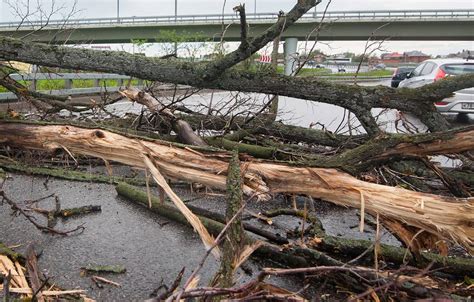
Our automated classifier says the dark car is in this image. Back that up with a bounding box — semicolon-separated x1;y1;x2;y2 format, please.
391;67;414;88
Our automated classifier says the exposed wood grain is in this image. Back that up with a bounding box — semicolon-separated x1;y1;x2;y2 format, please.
0;122;472;252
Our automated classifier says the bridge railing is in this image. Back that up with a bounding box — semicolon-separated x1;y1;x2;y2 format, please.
0;9;472;30
0;73;137;102
0;71;389;102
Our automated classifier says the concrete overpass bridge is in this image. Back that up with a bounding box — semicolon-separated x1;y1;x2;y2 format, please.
0;9;472;44
0;9;472;75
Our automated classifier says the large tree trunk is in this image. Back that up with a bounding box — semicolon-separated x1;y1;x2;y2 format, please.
1;35;473;133
0;121;472;253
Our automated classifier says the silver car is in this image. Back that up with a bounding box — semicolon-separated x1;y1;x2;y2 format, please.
398;58;474;115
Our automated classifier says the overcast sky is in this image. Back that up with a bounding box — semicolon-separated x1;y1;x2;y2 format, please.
1;0;473;55
1;0;472;18
2;0;471;17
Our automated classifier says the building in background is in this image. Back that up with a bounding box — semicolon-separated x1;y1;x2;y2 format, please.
381;52;404;64
381;51;431;64
403;50;431;63
445;49;474;59
325;54;352;64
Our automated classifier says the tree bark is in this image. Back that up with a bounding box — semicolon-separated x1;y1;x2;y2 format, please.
0;121;472;253
119;87;207;146
215;151;245;288
1;36;472;133
117;183;474;277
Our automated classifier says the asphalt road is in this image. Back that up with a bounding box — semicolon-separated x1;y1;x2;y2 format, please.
0;171;400;300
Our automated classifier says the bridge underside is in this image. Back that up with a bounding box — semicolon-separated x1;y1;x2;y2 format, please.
1;20;473;44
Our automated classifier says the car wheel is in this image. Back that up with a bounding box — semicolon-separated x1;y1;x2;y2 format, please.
455;113;470;123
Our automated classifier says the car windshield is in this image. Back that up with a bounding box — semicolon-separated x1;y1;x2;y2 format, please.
398;67;413;73
441;63;474;75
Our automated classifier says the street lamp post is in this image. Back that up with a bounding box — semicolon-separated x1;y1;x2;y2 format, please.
174;0;178;55
175;0;178;21
117;0;120;22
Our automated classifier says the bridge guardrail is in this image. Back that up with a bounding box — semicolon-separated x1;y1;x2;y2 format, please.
1;73;134;102
8;73;138;92
0;73;191;102
0;9;472;30
0;72;390;102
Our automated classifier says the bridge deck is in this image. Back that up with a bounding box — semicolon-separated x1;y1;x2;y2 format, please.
0;9;473;42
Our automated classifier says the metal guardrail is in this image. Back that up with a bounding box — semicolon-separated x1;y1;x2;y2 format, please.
1;73;136;102
10;72;137;92
9;73;130;81
0;73;193;102
0;72;390;102
0;87;121;102
0;9;472;30
318;75;392;82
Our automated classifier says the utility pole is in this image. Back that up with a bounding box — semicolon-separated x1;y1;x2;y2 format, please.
175;0;178;21
254;0;257;15
174;0;178;55
117;0;120;22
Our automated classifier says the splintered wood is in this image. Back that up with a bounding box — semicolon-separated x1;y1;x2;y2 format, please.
0;122;472;253
0;255;31;298
0;253;91;301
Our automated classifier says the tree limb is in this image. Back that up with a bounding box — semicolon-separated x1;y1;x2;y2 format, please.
2;36;470;133
0;121;472;252
202;0;321;79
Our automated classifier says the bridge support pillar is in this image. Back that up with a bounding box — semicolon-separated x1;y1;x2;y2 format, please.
284;37;298;76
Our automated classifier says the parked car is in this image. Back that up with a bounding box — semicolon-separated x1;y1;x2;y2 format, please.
398;58;474;115
391;66;415;88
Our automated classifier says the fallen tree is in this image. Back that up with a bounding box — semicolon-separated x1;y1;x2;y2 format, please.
2;35;473;134
1;0;474;135
116;182;474;277
0;121;472;253
1;1;473;300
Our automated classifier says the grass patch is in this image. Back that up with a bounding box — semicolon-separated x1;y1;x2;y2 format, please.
297;68;332;77
72;79;94;88
36;79;66;90
328;69;392;77
0;77;151;95
274;65;392;77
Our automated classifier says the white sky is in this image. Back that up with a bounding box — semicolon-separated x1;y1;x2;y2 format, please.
1;0;473;55
2;0;471;17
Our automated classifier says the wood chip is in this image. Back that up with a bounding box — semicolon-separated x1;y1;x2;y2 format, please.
142;154;220;258
91;275;121;287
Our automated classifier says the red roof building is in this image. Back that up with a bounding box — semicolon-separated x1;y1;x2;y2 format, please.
381;52;404;64
381;51;431;64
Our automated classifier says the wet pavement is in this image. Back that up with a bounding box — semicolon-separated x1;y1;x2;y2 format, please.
1;172;399;301
1;174;222;301
1;82;471;300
